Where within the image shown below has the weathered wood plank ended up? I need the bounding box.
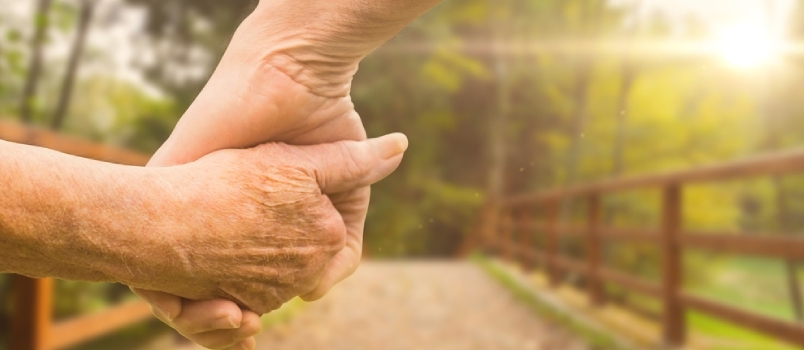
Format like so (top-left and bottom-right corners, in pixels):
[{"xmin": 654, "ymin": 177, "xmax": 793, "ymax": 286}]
[
  {"xmin": 10, "ymin": 276, "xmax": 53, "ymax": 350},
  {"xmin": 680, "ymin": 233, "xmax": 804, "ymax": 259},
  {"xmin": 661, "ymin": 185, "xmax": 685, "ymax": 346},
  {"xmin": 505, "ymin": 147, "xmax": 804, "ymax": 205},
  {"xmin": 681, "ymin": 293, "xmax": 804, "ymax": 346},
  {"xmin": 49, "ymin": 301, "xmax": 153, "ymax": 350}
]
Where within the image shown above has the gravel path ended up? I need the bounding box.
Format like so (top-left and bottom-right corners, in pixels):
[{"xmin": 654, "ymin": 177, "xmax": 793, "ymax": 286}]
[{"xmin": 255, "ymin": 261, "xmax": 589, "ymax": 350}]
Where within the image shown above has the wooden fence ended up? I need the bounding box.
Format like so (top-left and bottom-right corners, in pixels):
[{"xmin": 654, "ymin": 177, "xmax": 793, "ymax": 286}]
[
  {"xmin": 482, "ymin": 147, "xmax": 804, "ymax": 348},
  {"xmin": 1, "ymin": 120, "xmax": 154, "ymax": 350}
]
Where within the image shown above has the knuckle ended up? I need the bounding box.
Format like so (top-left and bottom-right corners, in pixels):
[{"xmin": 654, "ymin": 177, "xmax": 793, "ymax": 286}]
[
  {"xmin": 171, "ymin": 318, "xmax": 197, "ymax": 334},
  {"xmin": 239, "ymin": 318, "xmax": 263, "ymax": 337},
  {"xmin": 315, "ymin": 212, "xmax": 347, "ymax": 252}
]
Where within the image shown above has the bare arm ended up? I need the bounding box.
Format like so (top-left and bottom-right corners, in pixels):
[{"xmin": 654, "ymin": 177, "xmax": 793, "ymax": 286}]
[
  {"xmin": 250, "ymin": 0, "xmax": 444, "ymax": 96},
  {"xmin": 0, "ymin": 139, "xmax": 162, "ymax": 282},
  {"xmin": 0, "ymin": 133, "xmax": 405, "ymax": 314}
]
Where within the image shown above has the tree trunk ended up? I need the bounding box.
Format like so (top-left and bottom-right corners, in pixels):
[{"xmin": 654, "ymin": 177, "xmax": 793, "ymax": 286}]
[
  {"xmin": 612, "ymin": 64, "xmax": 635, "ymax": 177},
  {"xmin": 764, "ymin": 96, "xmax": 804, "ymax": 323},
  {"xmin": 559, "ymin": 61, "xmax": 592, "ymax": 224},
  {"xmin": 761, "ymin": 24, "xmax": 804, "ymax": 319},
  {"xmin": 19, "ymin": 0, "xmax": 53, "ymax": 123},
  {"xmin": 564, "ymin": 62, "xmax": 591, "ymax": 189},
  {"xmin": 486, "ymin": 0, "xmax": 509, "ymax": 199},
  {"xmin": 51, "ymin": 0, "xmax": 96, "ymax": 131}
]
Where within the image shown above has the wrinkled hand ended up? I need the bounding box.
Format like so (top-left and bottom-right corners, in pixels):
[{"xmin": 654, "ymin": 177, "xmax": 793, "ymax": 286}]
[
  {"xmin": 131, "ymin": 135, "xmax": 406, "ymax": 349},
  {"xmin": 132, "ymin": 1, "xmax": 407, "ymax": 348}
]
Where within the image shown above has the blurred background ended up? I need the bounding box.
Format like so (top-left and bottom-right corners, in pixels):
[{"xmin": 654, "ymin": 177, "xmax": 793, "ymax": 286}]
[{"xmin": 2, "ymin": 0, "xmax": 804, "ymax": 349}]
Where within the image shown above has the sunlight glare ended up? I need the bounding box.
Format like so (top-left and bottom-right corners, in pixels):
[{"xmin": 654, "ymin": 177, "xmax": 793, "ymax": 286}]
[{"xmin": 715, "ymin": 24, "xmax": 779, "ymax": 69}]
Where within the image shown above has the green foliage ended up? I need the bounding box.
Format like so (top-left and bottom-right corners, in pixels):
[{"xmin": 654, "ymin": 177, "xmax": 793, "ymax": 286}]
[
  {"xmin": 473, "ymin": 253, "xmax": 631, "ymax": 350},
  {"xmin": 3, "ymin": 0, "xmax": 804, "ymax": 345},
  {"xmin": 59, "ymin": 76, "xmax": 179, "ymax": 153}
]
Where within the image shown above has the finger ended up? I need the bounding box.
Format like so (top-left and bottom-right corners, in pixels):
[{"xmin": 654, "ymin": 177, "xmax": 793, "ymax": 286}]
[
  {"xmin": 301, "ymin": 244, "xmax": 361, "ymax": 301},
  {"xmin": 301, "ymin": 133, "xmax": 408, "ymax": 194},
  {"xmin": 172, "ymin": 299, "xmax": 244, "ymax": 335},
  {"xmin": 130, "ymin": 287, "xmax": 182, "ymax": 322},
  {"xmin": 301, "ymin": 188, "xmax": 368, "ymax": 301},
  {"xmin": 226, "ymin": 337, "xmax": 257, "ymax": 350},
  {"xmin": 187, "ymin": 311, "xmax": 262, "ymax": 350}
]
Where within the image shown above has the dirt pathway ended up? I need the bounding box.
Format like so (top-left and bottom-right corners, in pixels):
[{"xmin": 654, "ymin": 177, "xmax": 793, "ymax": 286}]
[{"xmin": 254, "ymin": 261, "xmax": 589, "ymax": 350}]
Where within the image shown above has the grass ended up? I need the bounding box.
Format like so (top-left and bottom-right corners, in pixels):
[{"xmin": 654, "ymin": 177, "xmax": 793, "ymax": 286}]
[
  {"xmin": 472, "ymin": 253, "xmax": 631, "ymax": 350},
  {"xmin": 687, "ymin": 256, "xmax": 804, "ymax": 321},
  {"xmin": 685, "ymin": 256, "xmax": 803, "ymax": 350},
  {"xmin": 477, "ymin": 252, "xmax": 804, "ymax": 350},
  {"xmin": 688, "ymin": 311, "xmax": 799, "ymax": 350}
]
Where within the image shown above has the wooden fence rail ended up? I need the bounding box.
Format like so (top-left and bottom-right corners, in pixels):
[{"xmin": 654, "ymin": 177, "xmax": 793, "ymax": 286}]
[
  {"xmin": 1, "ymin": 120, "xmax": 153, "ymax": 350},
  {"xmin": 482, "ymin": 147, "xmax": 804, "ymax": 348}
]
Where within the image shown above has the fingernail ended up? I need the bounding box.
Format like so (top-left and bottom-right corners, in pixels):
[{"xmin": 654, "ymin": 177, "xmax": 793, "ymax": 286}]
[
  {"xmin": 373, "ymin": 133, "xmax": 409, "ymax": 159},
  {"xmin": 151, "ymin": 305, "xmax": 174, "ymax": 322},
  {"xmin": 214, "ymin": 315, "xmax": 240, "ymax": 329}
]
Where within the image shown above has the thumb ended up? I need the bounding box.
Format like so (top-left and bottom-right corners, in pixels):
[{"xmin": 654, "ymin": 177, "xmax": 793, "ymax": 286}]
[{"xmin": 303, "ymin": 133, "xmax": 408, "ymax": 194}]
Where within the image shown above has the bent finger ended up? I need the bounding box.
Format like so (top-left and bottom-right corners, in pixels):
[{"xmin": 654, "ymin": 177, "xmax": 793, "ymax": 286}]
[
  {"xmin": 300, "ymin": 241, "xmax": 362, "ymax": 301},
  {"xmin": 186, "ymin": 311, "xmax": 262, "ymax": 349},
  {"xmin": 172, "ymin": 299, "xmax": 244, "ymax": 335}
]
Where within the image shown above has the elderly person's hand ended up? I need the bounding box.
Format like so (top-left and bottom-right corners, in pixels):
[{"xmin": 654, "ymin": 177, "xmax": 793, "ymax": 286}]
[
  {"xmin": 0, "ymin": 134, "xmax": 405, "ymax": 350},
  {"xmin": 133, "ymin": 133, "xmax": 405, "ymax": 350},
  {"xmin": 126, "ymin": 134, "xmax": 406, "ymax": 314},
  {"xmin": 133, "ymin": 0, "xmax": 439, "ymax": 348}
]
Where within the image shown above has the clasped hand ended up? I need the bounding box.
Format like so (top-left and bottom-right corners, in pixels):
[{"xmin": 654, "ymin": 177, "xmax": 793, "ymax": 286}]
[
  {"xmin": 127, "ymin": 0, "xmax": 438, "ymax": 348},
  {"xmin": 130, "ymin": 135, "xmax": 405, "ymax": 350}
]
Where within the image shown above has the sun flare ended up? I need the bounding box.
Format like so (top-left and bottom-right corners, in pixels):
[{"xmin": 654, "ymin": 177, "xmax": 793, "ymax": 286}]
[{"xmin": 715, "ymin": 23, "xmax": 780, "ymax": 69}]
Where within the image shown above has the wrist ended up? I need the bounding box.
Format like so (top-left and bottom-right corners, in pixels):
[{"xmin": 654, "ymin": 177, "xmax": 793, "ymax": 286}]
[
  {"xmin": 234, "ymin": 7, "xmax": 363, "ymax": 98},
  {"xmin": 88, "ymin": 166, "xmax": 194, "ymax": 289},
  {"xmin": 57, "ymin": 164, "xmax": 165, "ymax": 284}
]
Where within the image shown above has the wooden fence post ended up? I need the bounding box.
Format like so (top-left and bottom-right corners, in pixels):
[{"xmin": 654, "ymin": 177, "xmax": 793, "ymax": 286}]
[
  {"xmin": 518, "ymin": 206, "xmax": 532, "ymax": 269},
  {"xmin": 477, "ymin": 203, "xmax": 493, "ymax": 252},
  {"xmin": 10, "ymin": 276, "xmax": 53, "ymax": 350},
  {"xmin": 661, "ymin": 185, "xmax": 685, "ymax": 346},
  {"xmin": 502, "ymin": 208, "xmax": 513, "ymax": 261},
  {"xmin": 587, "ymin": 194, "xmax": 605, "ymax": 305},
  {"xmin": 546, "ymin": 199, "xmax": 560, "ymax": 286},
  {"xmin": 481, "ymin": 202, "xmax": 499, "ymax": 253}
]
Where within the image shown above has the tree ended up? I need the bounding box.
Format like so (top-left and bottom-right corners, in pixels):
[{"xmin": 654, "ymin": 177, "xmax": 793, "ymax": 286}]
[
  {"xmin": 19, "ymin": 0, "xmax": 52, "ymax": 123},
  {"xmin": 51, "ymin": 0, "xmax": 96, "ymax": 130}
]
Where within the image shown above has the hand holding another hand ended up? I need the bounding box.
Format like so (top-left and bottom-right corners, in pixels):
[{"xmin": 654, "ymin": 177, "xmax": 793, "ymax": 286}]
[
  {"xmin": 129, "ymin": 134, "xmax": 406, "ymax": 349},
  {"xmin": 133, "ymin": 0, "xmax": 436, "ymax": 347}
]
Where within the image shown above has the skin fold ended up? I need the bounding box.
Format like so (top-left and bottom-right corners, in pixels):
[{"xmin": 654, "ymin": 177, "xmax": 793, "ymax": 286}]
[{"xmin": 131, "ymin": 0, "xmax": 442, "ymax": 348}]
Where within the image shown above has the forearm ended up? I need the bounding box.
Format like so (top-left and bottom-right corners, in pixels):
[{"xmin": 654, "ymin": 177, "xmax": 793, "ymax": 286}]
[
  {"xmin": 255, "ymin": 0, "xmax": 440, "ymax": 53},
  {"xmin": 0, "ymin": 140, "xmax": 168, "ymax": 283},
  {"xmin": 248, "ymin": 0, "xmax": 442, "ymax": 95}
]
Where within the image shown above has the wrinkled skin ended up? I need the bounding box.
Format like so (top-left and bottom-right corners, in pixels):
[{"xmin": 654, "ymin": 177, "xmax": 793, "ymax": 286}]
[
  {"xmin": 130, "ymin": 137, "xmax": 404, "ymax": 315},
  {"xmin": 134, "ymin": 135, "xmax": 405, "ymax": 350},
  {"xmin": 133, "ymin": 0, "xmax": 437, "ymax": 348}
]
